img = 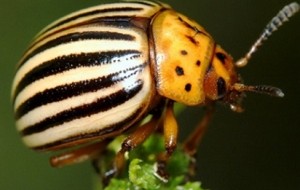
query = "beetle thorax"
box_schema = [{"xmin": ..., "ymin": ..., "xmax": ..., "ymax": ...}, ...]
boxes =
[{"xmin": 151, "ymin": 10, "xmax": 216, "ymax": 106}]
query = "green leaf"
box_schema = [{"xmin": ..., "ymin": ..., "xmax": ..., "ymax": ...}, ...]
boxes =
[
  {"xmin": 129, "ymin": 159, "xmax": 161, "ymax": 189},
  {"xmin": 182, "ymin": 181, "xmax": 204, "ymax": 190},
  {"xmin": 95, "ymin": 134, "xmax": 206, "ymax": 190},
  {"xmin": 104, "ymin": 178, "xmax": 133, "ymax": 190}
]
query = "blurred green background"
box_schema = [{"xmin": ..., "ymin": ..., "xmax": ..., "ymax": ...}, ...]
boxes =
[{"xmin": 0, "ymin": 0, "xmax": 299, "ymax": 189}]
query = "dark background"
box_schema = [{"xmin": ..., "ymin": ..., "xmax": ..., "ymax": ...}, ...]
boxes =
[{"xmin": 0, "ymin": 0, "xmax": 299, "ymax": 189}]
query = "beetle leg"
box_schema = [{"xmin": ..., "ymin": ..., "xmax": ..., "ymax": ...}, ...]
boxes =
[
  {"xmin": 105, "ymin": 114, "xmax": 161, "ymax": 179},
  {"xmin": 156, "ymin": 100, "xmax": 178, "ymax": 180},
  {"xmin": 183, "ymin": 104, "xmax": 214, "ymax": 156},
  {"xmin": 182, "ymin": 104, "xmax": 214, "ymax": 176},
  {"xmin": 50, "ymin": 140, "xmax": 111, "ymax": 168}
]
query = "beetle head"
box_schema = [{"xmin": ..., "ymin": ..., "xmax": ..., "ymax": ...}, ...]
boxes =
[
  {"xmin": 202, "ymin": 2, "xmax": 300, "ymax": 111},
  {"xmin": 203, "ymin": 45, "xmax": 284, "ymax": 112}
]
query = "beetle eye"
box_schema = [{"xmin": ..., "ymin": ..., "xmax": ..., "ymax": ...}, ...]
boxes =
[{"xmin": 217, "ymin": 77, "xmax": 226, "ymax": 98}]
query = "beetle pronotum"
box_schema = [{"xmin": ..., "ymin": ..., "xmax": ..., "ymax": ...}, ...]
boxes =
[{"xmin": 11, "ymin": 0, "xmax": 299, "ymax": 180}]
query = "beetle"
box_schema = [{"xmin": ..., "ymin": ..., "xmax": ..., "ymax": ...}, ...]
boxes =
[{"xmin": 11, "ymin": 0, "xmax": 299, "ymax": 179}]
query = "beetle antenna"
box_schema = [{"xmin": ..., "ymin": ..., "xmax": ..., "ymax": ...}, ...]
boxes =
[
  {"xmin": 235, "ymin": 2, "xmax": 299, "ymax": 67},
  {"xmin": 233, "ymin": 83, "xmax": 284, "ymax": 98}
]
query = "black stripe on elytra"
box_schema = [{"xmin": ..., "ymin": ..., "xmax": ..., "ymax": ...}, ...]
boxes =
[
  {"xmin": 15, "ymin": 63, "xmax": 146, "ymax": 119},
  {"xmin": 32, "ymin": 106, "xmax": 144, "ymax": 151},
  {"xmin": 13, "ymin": 50, "xmax": 141, "ymax": 101},
  {"xmin": 41, "ymin": 7, "xmax": 144, "ymax": 36},
  {"xmin": 20, "ymin": 16, "xmax": 142, "ymax": 70},
  {"xmin": 88, "ymin": 16, "xmax": 147, "ymax": 28},
  {"xmin": 150, "ymin": 0, "xmax": 164, "ymax": 6},
  {"xmin": 20, "ymin": 31, "xmax": 136, "ymax": 68},
  {"xmin": 21, "ymin": 80, "xmax": 143, "ymax": 136},
  {"xmin": 123, "ymin": 1, "xmax": 157, "ymax": 7}
]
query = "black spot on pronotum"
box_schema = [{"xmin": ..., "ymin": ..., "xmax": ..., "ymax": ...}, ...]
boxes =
[
  {"xmin": 185, "ymin": 83, "xmax": 192, "ymax": 92},
  {"xmin": 178, "ymin": 16, "xmax": 184, "ymax": 22},
  {"xmin": 180, "ymin": 50, "xmax": 188, "ymax": 55},
  {"xmin": 178, "ymin": 16, "xmax": 206, "ymax": 36},
  {"xmin": 178, "ymin": 17, "xmax": 194, "ymax": 31},
  {"xmin": 185, "ymin": 35, "xmax": 198, "ymax": 45},
  {"xmin": 216, "ymin": 52, "xmax": 227, "ymax": 64},
  {"xmin": 196, "ymin": 60, "xmax": 201, "ymax": 66},
  {"xmin": 175, "ymin": 66, "xmax": 184, "ymax": 76},
  {"xmin": 217, "ymin": 77, "xmax": 226, "ymax": 98}
]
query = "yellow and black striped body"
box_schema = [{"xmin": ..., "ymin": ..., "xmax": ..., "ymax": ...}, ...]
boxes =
[
  {"xmin": 12, "ymin": 1, "xmax": 167, "ymax": 150},
  {"xmin": 12, "ymin": 0, "xmax": 237, "ymax": 151}
]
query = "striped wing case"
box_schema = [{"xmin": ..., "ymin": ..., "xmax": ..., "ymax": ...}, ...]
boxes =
[{"xmin": 12, "ymin": 1, "xmax": 166, "ymax": 150}]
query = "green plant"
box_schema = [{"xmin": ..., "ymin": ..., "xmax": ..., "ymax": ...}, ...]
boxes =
[{"xmin": 93, "ymin": 134, "xmax": 205, "ymax": 190}]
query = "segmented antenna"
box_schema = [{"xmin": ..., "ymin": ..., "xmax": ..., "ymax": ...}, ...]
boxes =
[
  {"xmin": 233, "ymin": 83, "xmax": 284, "ymax": 97},
  {"xmin": 236, "ymin": 2, "xmax": 300, "ymax": 67}
]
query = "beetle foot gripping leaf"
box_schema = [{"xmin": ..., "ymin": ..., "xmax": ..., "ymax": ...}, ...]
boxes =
[{"xmin": 99, "ymin": 135, "xmax": 205, "ymax": 190}]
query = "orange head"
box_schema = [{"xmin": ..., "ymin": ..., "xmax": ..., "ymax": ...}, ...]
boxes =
[{"xmin": 203, "ymin": 45, "xmax": 283, "ymax": 112}]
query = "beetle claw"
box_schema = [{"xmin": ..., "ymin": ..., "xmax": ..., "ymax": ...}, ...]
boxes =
[
  {"xmin": 154, "ymin": 161, "xmax": 169, "ymax": 183},
  {"xmin": 103, "ymin": 167, "xmax": 118, "ymax": 185}
]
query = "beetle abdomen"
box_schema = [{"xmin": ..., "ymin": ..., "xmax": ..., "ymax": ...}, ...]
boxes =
[{"xmin": 11, "ymin": 1, "xmax": 166, "ymax": 150}]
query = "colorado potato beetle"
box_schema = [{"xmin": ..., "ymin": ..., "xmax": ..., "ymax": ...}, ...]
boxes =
[{"xmin": 12, "ymin": 0, "xmax": 299, "ymax": 180}]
